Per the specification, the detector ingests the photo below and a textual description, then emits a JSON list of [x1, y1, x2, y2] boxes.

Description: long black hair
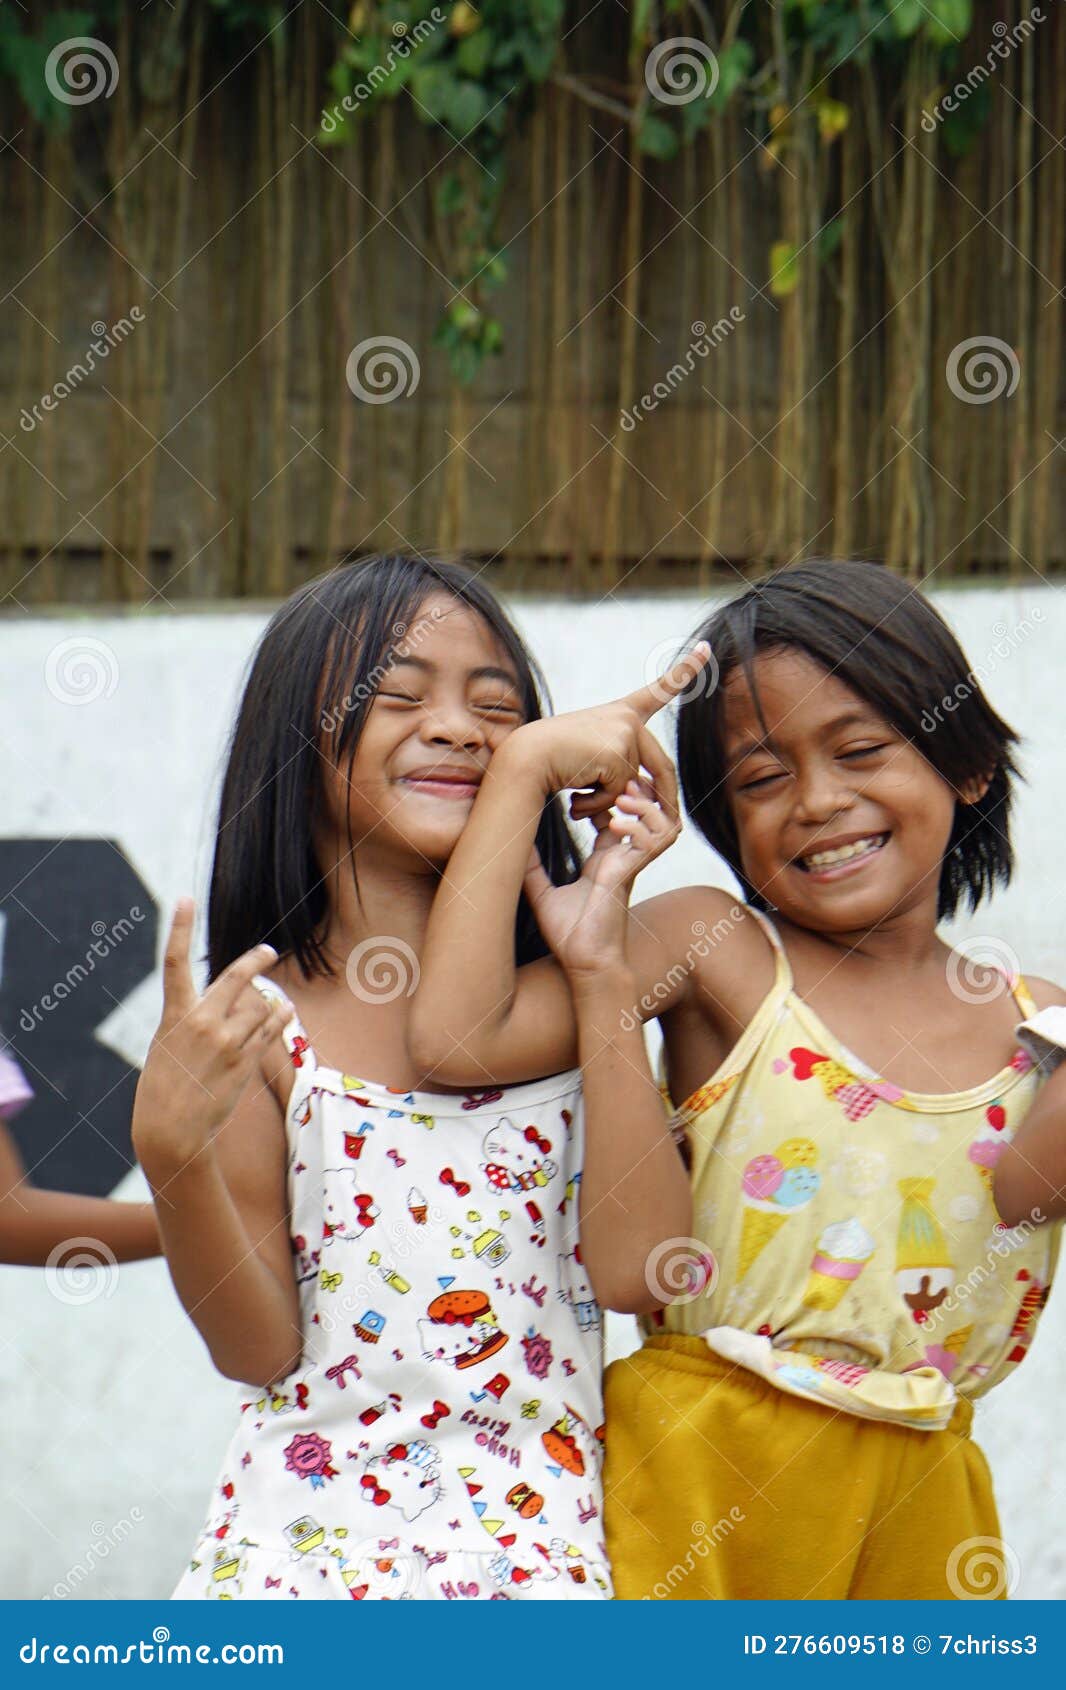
[[208, 554, 581, 979], [676, 559, 1021, 921]]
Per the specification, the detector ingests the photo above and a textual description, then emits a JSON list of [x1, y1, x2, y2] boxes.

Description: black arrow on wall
[[0, 840, 158, 1197]]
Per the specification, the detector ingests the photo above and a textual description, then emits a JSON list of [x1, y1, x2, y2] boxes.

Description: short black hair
[[676, 559, 1021, 921], [208, 553, 581, 980]]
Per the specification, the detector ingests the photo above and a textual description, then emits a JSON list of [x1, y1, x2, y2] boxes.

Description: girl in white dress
[[133, 554, 692, 1600]]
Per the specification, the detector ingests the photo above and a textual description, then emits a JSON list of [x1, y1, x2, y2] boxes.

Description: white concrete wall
[[1, 585, 1064, 1599]]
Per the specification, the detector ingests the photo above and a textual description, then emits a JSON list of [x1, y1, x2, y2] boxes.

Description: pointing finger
[[624, 641, 712, 722]]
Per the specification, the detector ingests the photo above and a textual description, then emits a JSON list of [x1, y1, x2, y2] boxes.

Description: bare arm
[[994, 979, 1066, 1228], [523, 780, 693, 1311], [0, 1124, 161, 1266], [409, 650, 710, 1086], [995, 1064, 1066, 1226], [132, 900, 302, 1387], [573, 967, 691, 1312]]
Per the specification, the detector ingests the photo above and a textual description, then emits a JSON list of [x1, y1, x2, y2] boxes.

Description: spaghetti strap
[[1010, 973, 1039, 1021], [252, 973, 316, 1071], [744, 906, 793, 992]]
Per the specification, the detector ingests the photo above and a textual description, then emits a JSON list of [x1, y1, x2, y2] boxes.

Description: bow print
[[439, 1167, 471, 1198]]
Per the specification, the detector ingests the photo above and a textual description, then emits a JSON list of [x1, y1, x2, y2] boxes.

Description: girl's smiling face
[[721, 648, 969, 934], [320, 592, 527, 868]]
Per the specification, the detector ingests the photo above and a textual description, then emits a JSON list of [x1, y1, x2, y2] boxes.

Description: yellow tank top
[[644, 909, 1060, 1430]]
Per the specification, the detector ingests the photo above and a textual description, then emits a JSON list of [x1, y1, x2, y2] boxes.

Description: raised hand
[[132, 898, 291, 1175], [523, 778, 680, 980], [499, 642, 712, 816]]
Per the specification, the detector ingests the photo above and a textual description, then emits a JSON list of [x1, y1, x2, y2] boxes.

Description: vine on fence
[[1, 1, 988, 377], [1, 2, 1057, 596]]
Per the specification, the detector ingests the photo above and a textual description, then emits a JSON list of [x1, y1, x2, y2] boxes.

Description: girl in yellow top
[[411, 559, 1064, 1600]]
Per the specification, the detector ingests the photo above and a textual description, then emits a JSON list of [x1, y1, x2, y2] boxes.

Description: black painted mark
[[0, 841, 157, 1196]]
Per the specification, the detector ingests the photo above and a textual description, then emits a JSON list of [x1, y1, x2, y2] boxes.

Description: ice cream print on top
[[738, 1138, 821, 1278], [802, 1219, 876, 1312], [171, 979, 610, 1601], [644, 908, 1061, 1432]]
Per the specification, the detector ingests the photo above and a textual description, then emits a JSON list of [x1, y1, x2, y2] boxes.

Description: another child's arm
[[0, 1124, 160, 1266], [132, 900, 303, 1387], [409, 650, 709, 1086], [528, 780, 692, 1312], [995, 984, 1066, 1227]]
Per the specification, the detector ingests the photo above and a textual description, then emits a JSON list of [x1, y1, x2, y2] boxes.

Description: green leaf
[[518, 31, 560, 82], [456, 29, 494, 79], [942, 80, 992, 156], [452, 339, 484, 383], [409, 62, 451, 123], [445, 77, 490, 137], [436, 171, 466, 217], [769, 240, 800, 296], [680, 95, 714, 141], [637, 112, 680, 160], [888, 0, 925, 38], [925, 0, 973, 46], [449, 298, 481, 334], [529, 0, 565, 28], [816, 216, 845, 264], [816, 97, 849, 143], [0, 10, 99, 129], [710, 38, 754, 110], [482, 252, 508, 285]]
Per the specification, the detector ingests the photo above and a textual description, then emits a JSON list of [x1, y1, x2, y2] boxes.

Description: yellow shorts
[[604, 1335, 1004, 1601]]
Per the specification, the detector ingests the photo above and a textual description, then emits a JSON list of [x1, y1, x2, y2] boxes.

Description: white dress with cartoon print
[[171, 979, 611, 1601]]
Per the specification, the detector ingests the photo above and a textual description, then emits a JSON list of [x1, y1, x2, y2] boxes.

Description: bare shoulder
[[629, 885, 776, 1026], [256, 958, 305, 1110], [635, 883, 770, 955], [1021, 976, 1066, 1013]]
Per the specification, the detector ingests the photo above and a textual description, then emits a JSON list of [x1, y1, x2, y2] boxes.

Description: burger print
[[172, 984, 612, 1602], [418, 1288, 510, 1370], [541, 1403, 603, 1479]]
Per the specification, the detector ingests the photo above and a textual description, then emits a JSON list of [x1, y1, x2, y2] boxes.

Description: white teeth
[[804, 835, 884, 868]]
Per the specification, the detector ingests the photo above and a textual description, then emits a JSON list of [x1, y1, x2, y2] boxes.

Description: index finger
[[161, 897, 198, 1020], [624, 641, 713, 721]]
